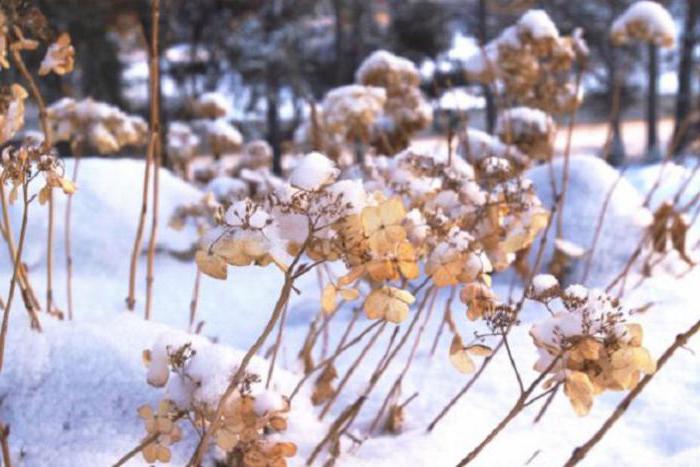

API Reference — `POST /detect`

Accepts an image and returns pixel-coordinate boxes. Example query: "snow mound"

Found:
[0,313,313,467]
[526,155,651,286]
[1,158,202,273]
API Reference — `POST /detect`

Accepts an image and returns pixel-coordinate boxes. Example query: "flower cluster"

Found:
[528,279,656,415]
[1,130,75,203]
[194,148,548,352]
[495,107,556,162]
[297,50,431,161]
[47,97,147,154]
[610,1,676,48]
[465,9,588,115]
[141,333,296,465]
[355,49,433,153]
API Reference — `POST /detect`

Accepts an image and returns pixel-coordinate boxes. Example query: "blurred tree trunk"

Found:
[477,0,495,133]
[349,0,364,78]
[332,0,347,84]
[605,55,626,167]
[267,66,282,176]
[673,0,698,154]
[646,42,660,162]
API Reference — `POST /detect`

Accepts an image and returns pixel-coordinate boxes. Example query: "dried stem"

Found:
[186,226,316,466]
[456,356,562,465]
[0,185,41,328]
[127,134,153,311]
[188,268,201,332]
[265,301,290,389]
[582,167,627,283]
[11,32,56,317]
[430,286,456,356]
[46,189,55,313]
[564,318,700,466]
[0,182,31,372]
[127,1,161,312]
[366,287,437,436]
[318,319,387,421]
[426,339,504,432]
[289,319,382,402]
[555,66,585,239]
[112,432,159,467]
[64,152,81,320]
[0,422,11,467]
[532,382,560,424]
[144,0,162,320]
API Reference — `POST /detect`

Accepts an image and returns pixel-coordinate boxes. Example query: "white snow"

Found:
[611,1,677,48]
[532,273,559,294]
[289,151,339,191]
[0,157,698,467]
[517,10,560,40]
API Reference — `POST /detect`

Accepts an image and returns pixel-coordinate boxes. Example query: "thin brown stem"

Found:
[186,218,319,466]
[265,301,290,389]
[188,268,201,332]
[289,319,382,402]
[456,356,562,465]
[144,0,162,320]
[46,190,55,314]
[0,422,11,467]
[0,182,30,372]
[582,167,627,283]
[0,185,41,328]
[64,153,81,320]
[11,31,55,319]
[318,320,387,421]
[556,66,585,240]
[532,382,559,424]
[426,339,504,432]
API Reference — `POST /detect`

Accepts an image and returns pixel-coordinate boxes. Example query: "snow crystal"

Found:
[290,151,339,190]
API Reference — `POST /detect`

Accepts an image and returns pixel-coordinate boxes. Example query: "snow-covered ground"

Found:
[0,155,698,466]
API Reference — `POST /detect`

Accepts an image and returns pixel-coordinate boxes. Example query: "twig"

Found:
[456,356,562,465]
[11,31,56,317]
[188,268,201,332]
[555,66,585,239]
[582,167,627,283]
[112,432,159,467]
[426,339,504,432]
[0,185,41,328]
[289,319,382,402]
[0,182,31,372]
[532,382,559,424]
[0,423,11,467]
[319,320,387,420]
[563,318,700,466]
[144,0,162,320]
[64,153,81,320]
[265,301,290,389]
